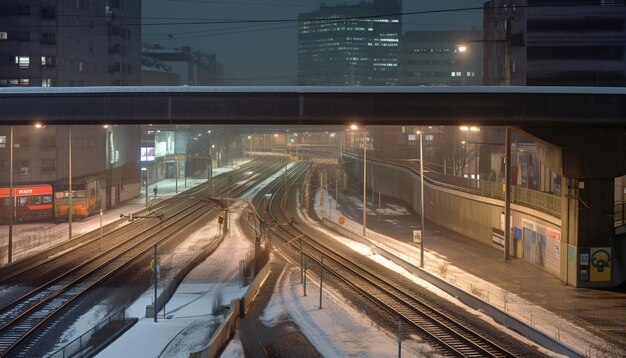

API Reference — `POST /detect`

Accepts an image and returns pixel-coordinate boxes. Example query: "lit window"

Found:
[0,32,7,40]
[19,78,29,86]
[451,72,456,77]
[41,55,56,67]
[42,78,53,87]
[15,56,30,68]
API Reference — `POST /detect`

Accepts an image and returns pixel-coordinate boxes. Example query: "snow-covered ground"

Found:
[260,263,440,357]
[307,188,622,358]
[59,161,450,358]
[44,160,620,358]
[0,160,250,266]
[95,207,252,358]
[220,333,244,357]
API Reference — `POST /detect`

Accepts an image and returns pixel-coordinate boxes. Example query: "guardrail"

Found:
[47,308,137,358]
[344,150,562,218]
[615,201,625,227]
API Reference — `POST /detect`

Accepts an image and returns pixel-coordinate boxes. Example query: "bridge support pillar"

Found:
[563,177,624,288]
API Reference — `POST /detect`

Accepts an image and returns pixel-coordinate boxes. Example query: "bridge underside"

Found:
[0,86,624,127]
[1,86,625,288]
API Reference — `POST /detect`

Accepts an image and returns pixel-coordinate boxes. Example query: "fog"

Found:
[143,0,484,85]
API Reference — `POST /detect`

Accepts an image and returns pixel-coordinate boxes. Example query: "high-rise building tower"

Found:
[0,0,141,87]
[400,30,483,86]
[298,0,402,86]
[483,0,626,86]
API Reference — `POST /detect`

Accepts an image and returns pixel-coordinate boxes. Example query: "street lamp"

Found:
[349,124,367,237]
[416,130,425,268]
[36,124,73,241]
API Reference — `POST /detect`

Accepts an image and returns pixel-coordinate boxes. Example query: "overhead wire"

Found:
[2,2,610,31]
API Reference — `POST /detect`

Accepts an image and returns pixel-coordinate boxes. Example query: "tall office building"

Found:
[298,0,401,86]
[0,0,141,87]
[483,0,626,86]
[399,30,482,86]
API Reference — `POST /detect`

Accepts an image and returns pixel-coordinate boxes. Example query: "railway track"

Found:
[0,156,288,357]
[263,158,518,358]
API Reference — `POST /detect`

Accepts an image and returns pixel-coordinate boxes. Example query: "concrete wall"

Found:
[343,153,563,278]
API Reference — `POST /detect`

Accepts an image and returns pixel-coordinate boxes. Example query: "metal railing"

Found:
[47,308,136,358]
[344,150,562,218]
[615,201,625,227]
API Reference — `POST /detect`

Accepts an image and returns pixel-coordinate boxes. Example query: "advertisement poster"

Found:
[590,247,612,282]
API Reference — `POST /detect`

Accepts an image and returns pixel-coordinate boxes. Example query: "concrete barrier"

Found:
[189,263,271,358]
[322,218,583,358]
[189,299,241,358]
[241,263,271,316]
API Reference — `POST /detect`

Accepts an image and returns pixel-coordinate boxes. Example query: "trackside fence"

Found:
[47,308,136,358]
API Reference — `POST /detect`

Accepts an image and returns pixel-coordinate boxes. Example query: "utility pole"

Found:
[418,130,425,268]
[153,244,159,322]
[8,126,13,263]
[319,254,324,309]
[68,126,72,242]
[504,128,511,260]
[362,134,367,237]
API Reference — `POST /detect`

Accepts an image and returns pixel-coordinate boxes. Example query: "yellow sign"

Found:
[590,247,611,282]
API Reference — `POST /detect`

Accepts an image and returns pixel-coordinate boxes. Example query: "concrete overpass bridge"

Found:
[0,86,625,288]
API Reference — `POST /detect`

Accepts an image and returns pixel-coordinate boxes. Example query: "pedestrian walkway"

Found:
[0,159,250,266]
[309,188,625,357]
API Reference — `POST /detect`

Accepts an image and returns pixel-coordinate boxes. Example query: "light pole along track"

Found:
[0,157,288,357]
[264,158,517,358]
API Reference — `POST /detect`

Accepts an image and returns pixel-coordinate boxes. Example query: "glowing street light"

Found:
[349,123,367,237]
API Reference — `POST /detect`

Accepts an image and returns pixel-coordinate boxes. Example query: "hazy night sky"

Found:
[143,0,485,85]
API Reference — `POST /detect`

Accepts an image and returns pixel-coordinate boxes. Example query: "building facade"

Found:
[298,0,401,86]
[483,0,626,86]
[0,125,141,209]
[0,0,141,87]
[399,30,482,86]
[142,45,224,86]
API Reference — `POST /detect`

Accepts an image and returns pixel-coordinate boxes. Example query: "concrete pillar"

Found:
[561,177,579,286]
[574,178,620,288]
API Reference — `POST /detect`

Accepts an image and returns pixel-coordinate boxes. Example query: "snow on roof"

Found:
[0,86,625,96]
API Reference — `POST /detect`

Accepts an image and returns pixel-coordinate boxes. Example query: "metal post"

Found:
[69,126,72,242]
[319,254,324,309]
[175,158,178,193]
[339,131,343,160]
[362,134,367,237]
[300,239,303,284]
[504,128,511,260]
[378,190,381,221]
[335,172,338,210]
[154,244,158,322]
[8,126,13,263]
[419,131,425,268]
[145,170,148,207]
[304,259,307,296]
[100,209,103,251]
[398,318,402,358]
